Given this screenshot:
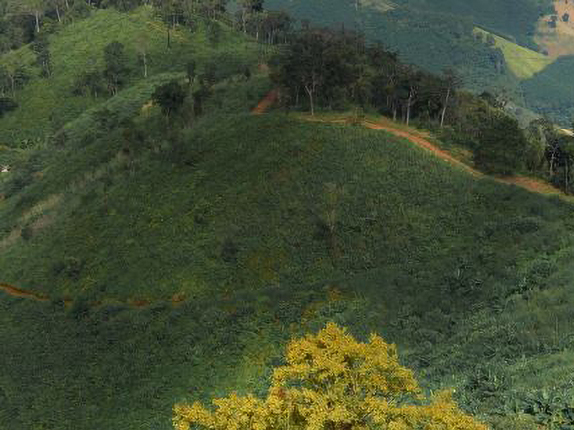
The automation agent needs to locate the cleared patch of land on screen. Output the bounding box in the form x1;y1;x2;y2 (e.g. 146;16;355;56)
474;27;554;79
360;0;396;13
535;0;574;58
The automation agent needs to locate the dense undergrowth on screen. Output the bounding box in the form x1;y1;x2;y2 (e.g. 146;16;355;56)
2;3;574;430
2;108;574;429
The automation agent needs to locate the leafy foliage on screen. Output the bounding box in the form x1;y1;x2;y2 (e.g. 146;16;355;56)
152;80;187;119
473;113;529;174
174;324;487;430
1;3;574;430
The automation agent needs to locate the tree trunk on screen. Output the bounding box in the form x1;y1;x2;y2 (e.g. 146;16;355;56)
305;85;315;116
56;5;61;23
295;86;300;108
550;148;557;176
143;52;148;78
35;11;40;33
440;87;450;128
566;158;570;192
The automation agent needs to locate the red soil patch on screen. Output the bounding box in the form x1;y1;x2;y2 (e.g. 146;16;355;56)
0;282;181;308
129;299;152;308
0;283;50;302
252;89;278;115
536;0;574;58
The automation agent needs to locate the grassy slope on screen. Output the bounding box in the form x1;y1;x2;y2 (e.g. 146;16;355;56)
1;113;574;429
474;27;553;79
1;111;571;302
0;6;260;145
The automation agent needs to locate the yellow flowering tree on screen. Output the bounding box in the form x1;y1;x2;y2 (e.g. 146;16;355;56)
173;323;488;430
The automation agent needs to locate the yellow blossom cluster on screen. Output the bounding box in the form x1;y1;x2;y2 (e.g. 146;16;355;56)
173;323;489;430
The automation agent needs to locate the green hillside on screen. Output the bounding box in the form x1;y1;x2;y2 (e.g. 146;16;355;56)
473;27;553;79
394;0;553;48
2;110;574;429
0;6;260;145
521;55;574;125
3;3;574;430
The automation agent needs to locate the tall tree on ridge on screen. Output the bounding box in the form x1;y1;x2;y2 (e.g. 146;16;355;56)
8;0;45;33
439;68;460;128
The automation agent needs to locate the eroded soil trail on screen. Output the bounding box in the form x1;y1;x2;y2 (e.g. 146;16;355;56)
252;89;279;115
0;282;185;308
255;89;570;200
0;283;51;302
363;121;483;177
366;119;570;199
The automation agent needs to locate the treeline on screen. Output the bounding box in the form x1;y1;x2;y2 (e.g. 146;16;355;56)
0;0;292;54
271;26;574;193
271;28;457;125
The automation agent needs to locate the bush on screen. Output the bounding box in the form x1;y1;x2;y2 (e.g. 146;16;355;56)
474;113;528;175
0;97;18;118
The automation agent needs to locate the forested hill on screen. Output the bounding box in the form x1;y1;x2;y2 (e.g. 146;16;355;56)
391;0;553;48
265;0;514;88
265;0;574;126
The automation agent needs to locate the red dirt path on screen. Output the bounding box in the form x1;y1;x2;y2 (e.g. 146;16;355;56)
252;89;278;115
0;282;185;308
363;121;483;177
0;283;51;302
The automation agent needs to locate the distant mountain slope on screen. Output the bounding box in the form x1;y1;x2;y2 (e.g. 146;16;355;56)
521;55;574;124
535;0;574;58
394;0;553;48
473;27;553;79
267;0;517;93
266;0;574;124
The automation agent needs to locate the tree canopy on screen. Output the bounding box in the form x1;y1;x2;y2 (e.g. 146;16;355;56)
174;323;488;430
